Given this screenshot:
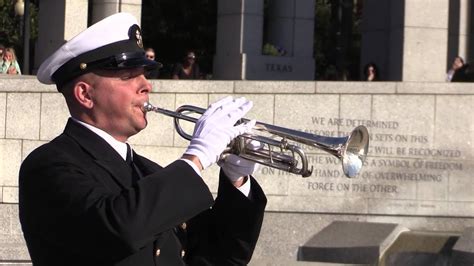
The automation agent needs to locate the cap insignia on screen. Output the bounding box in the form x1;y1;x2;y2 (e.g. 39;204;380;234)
80;63;87;70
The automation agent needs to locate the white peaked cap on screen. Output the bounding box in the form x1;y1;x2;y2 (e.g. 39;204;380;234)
37;12;156;88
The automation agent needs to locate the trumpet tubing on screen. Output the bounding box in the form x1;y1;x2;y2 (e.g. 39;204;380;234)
143;102;369;178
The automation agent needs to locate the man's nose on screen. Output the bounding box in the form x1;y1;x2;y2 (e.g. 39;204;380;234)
138;74;152;94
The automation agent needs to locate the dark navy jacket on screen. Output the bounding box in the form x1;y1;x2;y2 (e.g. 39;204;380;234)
19;119;266;265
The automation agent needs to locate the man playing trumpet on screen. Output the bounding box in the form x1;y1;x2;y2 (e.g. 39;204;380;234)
19;13;266;266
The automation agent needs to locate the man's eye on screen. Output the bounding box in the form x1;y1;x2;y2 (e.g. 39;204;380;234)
120;75;133;80
119;71;143;80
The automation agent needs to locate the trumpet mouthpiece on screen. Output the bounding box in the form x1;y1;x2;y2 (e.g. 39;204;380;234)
143;102;154;112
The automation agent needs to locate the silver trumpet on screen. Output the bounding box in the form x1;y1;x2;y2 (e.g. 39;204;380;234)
143;102;369;178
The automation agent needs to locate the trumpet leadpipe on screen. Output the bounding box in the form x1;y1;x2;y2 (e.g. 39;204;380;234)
143;102;199;124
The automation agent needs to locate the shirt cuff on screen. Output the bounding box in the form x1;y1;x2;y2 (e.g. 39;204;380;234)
180;158;203;178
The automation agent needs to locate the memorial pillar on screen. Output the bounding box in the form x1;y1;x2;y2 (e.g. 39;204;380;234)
213;0;315;80
447;0;474;68
361;0;450;82
34;0;88;73
90;0;142;24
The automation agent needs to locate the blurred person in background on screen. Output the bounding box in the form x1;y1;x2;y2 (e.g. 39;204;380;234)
1;47;22;75
447;56;470;82
172;50;201;79
362;62;379;81
144;47;161;79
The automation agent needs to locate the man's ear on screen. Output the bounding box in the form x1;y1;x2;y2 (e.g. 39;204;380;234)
73;81;94;109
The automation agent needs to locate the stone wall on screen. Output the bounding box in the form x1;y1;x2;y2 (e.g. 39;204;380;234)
0;76;473;265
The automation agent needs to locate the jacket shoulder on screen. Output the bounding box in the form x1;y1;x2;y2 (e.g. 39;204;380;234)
21;134;83;172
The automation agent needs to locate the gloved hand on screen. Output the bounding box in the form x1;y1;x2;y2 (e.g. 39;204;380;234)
218;140;262;182
184;96;256;169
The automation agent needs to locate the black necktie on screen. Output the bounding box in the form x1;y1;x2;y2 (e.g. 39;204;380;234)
126;144;142;181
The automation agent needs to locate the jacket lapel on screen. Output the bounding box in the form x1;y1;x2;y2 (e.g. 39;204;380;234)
63;119;132;189
133;152;163;176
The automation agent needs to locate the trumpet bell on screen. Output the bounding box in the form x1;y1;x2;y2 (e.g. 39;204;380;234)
250;121;369;178
342;126;369;178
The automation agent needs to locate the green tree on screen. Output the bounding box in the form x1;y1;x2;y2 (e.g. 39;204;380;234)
0;0;22;49
314;0;333;79
314;0;362;80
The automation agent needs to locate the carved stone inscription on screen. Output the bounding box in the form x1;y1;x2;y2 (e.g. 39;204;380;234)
256;115;472;216
265;63;293;73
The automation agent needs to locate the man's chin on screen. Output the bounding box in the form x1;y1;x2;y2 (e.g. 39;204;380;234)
139;117;148;131
136;109;148;128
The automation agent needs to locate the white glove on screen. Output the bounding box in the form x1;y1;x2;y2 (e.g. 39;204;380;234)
218;140;262;182
184;96;256;169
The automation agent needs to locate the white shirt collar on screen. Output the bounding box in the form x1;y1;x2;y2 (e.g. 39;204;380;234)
71;117;128;161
